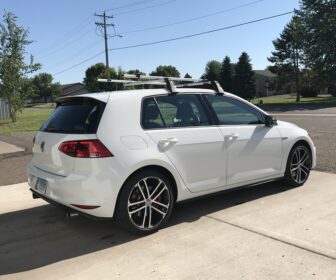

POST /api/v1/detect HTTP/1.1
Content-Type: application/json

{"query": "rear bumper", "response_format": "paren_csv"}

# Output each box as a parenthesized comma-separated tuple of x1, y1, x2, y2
(27, 162, 117, 218)
(30, 188, 109, 219)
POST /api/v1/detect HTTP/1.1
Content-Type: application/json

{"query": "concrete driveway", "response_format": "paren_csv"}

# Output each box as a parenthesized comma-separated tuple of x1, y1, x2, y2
(1, 171, 336, 279)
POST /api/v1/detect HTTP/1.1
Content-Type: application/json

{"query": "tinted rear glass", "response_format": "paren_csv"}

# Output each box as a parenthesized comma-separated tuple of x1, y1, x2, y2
(40, 98, 106, 134)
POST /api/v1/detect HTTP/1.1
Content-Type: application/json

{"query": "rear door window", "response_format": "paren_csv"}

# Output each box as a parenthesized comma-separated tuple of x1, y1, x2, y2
(40, 98, 106, 134)
(142, 94, 210, 129)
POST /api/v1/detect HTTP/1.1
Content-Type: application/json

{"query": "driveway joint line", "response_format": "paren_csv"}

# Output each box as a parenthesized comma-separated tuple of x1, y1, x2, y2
(205, 215, 336, 262)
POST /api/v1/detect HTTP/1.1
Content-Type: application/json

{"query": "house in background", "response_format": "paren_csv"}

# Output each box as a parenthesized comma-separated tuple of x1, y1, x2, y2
(254, 70, 278, 97)
(60, 83, 89, 97)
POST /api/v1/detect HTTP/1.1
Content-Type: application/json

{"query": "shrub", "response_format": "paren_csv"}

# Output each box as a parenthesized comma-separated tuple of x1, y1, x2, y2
(299, 87, 318, 98)
(328, 86, 336, 97)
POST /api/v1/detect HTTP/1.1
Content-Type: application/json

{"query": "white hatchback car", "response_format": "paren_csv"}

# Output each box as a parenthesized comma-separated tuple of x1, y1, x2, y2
(27, 80, 316, 234)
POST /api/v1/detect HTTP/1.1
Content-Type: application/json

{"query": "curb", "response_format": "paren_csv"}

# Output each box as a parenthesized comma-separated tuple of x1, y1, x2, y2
(0, 149, 32, 160)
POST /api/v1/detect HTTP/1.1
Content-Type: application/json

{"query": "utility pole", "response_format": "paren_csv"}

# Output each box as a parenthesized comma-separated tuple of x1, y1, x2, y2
(95, 12, 114, 69)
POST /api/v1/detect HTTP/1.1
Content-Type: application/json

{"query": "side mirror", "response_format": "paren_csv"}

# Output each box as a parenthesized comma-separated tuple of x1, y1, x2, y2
(264, 115, 277, 127)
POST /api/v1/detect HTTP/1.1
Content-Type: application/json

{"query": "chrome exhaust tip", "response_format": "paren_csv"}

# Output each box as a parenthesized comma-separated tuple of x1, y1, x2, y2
(66, 211, 79, 218)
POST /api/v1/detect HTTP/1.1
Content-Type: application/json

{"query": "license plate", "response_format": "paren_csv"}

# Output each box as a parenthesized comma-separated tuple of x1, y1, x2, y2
(35, 178, 48, 194)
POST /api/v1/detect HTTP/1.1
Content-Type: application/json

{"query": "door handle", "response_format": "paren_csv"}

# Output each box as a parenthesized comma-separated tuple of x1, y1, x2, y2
(158, 137, 178, 145)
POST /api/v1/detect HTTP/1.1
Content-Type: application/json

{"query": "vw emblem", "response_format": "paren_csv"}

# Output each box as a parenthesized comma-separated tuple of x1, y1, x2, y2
(40, 141, 45, 153)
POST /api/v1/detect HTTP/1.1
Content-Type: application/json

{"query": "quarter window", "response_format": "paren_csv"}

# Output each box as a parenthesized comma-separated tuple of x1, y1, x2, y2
(142, 95, 209, 129)
(205, 95, 264, 125)
(142, 98, 165, 129)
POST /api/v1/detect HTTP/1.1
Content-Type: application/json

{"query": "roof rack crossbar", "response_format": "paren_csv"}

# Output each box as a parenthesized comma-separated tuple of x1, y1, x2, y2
(97, 75, 225, 95)
(176, 81, 211, 88)
(123, 74, 204, 83)
(97, 78, 134, 84)
(123, 81, 166, 87)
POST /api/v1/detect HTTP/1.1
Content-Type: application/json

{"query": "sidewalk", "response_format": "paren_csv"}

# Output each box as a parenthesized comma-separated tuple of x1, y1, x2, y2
(0, 141, 24, 155)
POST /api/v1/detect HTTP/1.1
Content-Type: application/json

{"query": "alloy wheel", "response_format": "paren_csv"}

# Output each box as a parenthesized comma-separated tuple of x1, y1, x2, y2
(290, 146, 311, 184)
(127, 177, 171, 230)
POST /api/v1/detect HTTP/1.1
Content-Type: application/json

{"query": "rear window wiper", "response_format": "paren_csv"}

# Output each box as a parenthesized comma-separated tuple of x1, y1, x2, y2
(43, 127, 67, 133)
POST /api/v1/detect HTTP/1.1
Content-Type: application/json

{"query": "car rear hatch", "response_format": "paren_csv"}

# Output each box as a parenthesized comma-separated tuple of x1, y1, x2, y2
(32, 97, 107, 176)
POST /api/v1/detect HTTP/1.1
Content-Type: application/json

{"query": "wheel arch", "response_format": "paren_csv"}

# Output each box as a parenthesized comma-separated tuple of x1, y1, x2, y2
(117, 165, 179, 207)
(293, 139, 312, 154)
(282, 136, 315, 174)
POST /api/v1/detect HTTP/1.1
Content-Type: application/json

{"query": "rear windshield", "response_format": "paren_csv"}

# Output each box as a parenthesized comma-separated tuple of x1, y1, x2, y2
(40, 98, 106, 134)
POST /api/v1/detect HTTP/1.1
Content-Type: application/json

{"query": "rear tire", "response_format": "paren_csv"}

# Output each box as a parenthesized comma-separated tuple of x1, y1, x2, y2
(116, 169, 174, 235)
(284, 143, 312, 187)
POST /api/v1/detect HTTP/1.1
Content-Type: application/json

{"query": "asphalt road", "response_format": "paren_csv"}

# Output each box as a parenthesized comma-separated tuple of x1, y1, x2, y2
(1, 171, 336, 279)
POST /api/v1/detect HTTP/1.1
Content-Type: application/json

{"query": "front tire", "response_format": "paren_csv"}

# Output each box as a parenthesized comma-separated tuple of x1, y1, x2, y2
(284, 143, 312, 187)
(116, 169, 174, 235)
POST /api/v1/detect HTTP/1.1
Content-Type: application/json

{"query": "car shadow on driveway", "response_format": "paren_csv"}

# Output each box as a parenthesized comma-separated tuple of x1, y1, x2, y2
(0, 180, 293, 275)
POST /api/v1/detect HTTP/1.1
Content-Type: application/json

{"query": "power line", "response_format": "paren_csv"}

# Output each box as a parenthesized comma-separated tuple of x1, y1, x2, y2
(53, 51, 105, 76)
(37, 16, 93, 56)
(47, 40, 102, 70)
(102, 0, 157, 12)
(114, 0, 177, 16)
(42, 0, 264, 60)
(36, 1, 168, 58)
(37, 26, 95, 60)
(119, 0, 265, 35)
(110, 11, 294, 50)
(36, 1, 167, 57)
(53, 11, 294, 76)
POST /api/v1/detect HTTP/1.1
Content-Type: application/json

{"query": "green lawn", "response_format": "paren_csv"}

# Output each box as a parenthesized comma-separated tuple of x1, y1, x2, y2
(0, 109, 53, 134)
(251, 95, 336, 105)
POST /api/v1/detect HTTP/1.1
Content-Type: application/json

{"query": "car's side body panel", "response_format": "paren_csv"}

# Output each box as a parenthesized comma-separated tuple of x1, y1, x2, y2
(218, 124, 283, 185)
(146, 126, 227, 193)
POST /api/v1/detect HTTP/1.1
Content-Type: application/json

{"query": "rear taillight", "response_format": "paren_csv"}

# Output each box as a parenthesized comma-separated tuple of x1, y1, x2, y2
(59, 140, 113, 158)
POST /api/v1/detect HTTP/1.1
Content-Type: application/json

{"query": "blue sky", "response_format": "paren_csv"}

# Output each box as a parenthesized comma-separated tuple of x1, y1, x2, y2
(1, 0, 300, 84)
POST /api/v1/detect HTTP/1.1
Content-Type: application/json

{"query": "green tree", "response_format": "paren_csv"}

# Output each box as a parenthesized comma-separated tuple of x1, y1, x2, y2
(0, 11, 40, 121)
(150, 65, 180, 77)
(299, 0, 336, 94)
(184, 73, 192, 78)
(21, 78, 35, 100)
(233, 52, 256, 100)
(32, 73, 61, 102)
(83, 63, 118, 92)
(127, 69, 146, 76)
(268, 15, 305, 101)
(202, 60, 221, 81)
(220, 56, 233, 92)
